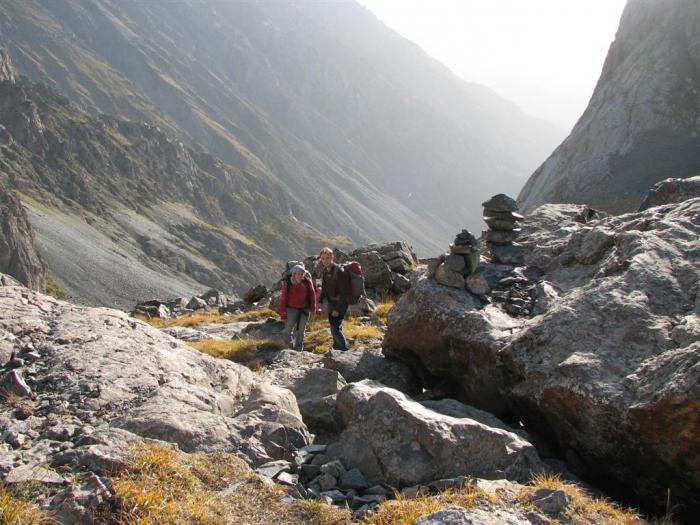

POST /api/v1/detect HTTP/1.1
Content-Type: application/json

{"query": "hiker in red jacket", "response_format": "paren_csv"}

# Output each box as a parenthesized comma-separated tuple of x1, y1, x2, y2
(279, 265, 316, 351)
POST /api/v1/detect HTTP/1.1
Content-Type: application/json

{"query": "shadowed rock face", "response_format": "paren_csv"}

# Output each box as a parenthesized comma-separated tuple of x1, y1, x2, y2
(519, 0, 700, 214)
(0, 181, 45, 290)
(384, 197, 700, 519)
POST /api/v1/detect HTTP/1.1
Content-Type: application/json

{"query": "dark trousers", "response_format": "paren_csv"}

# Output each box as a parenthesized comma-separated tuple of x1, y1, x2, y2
(328, 303, 348, 351)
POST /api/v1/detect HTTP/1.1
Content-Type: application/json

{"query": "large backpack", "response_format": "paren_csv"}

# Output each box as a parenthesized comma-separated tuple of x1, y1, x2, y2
(342, 261, 365, 305)
(281, 260, 303, 285)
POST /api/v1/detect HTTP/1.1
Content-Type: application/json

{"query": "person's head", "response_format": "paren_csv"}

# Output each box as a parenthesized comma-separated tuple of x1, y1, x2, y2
(319, 247, 334, 269)
(291, 265, 305, 284)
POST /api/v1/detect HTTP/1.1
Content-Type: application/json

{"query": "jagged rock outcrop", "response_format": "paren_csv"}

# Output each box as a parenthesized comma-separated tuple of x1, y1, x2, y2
(0, 181, 45, 290)
(384, 196, 700, 518)
(639, 174, 700, 211)
(0, 285, 310, 521)
(519, 0, 700, 214)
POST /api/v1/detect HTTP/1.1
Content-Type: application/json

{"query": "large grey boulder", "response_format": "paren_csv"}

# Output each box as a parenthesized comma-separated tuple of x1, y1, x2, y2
(262, 351, 345, 433)
(383, 276, 521, 415)
(352, 241, 417, 275)
(354, 251, 394, 292)
(384, 198, 700, 518)
(333, 383, 543, 487)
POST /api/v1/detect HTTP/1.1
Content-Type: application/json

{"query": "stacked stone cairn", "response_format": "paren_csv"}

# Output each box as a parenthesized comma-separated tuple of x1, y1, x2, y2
(430, 230, 490, 295)
(482, 194, 524, 265)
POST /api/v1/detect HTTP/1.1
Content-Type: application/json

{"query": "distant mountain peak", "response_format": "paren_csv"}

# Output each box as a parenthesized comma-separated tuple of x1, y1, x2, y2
(518, 0, 700, 214)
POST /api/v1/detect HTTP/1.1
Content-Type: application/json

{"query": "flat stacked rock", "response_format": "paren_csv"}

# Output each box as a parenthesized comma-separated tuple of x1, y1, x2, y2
(430, 230, 481, 291)
(482, 194, 524, 265)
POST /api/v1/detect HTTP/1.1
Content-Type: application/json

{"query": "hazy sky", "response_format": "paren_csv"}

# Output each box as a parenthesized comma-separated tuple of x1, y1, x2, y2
(357, 0, 627, 131)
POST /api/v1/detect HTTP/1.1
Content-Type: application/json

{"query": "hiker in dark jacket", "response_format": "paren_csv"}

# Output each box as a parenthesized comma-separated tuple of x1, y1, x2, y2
(279, 265, 316, 352)
(318, 247, 349, 351)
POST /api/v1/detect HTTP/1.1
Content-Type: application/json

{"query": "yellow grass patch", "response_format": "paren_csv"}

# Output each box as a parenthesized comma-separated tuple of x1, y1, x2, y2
(363, 481, 494, 525)
(373, 297, 395, 324)
(135, 308, 277, 329)
(187, 338, 283, 369)
(109, 444, 351, 525)
(0, 484, 48, 525)
(302, 316, 383, 353)
(523, 473, 645, 525)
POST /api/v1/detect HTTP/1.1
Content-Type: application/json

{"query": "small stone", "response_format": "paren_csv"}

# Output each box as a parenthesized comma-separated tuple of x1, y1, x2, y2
(485, 229, 521, 244)
(320, 460, 346, 478)
(363, 485, 393, 497)
(256, 460, 293, 479)
(482, 193, 518, 212)
(483, 210, 524, 221)
(317, 472, 338, 491)
(319, 489, 346, 503)
(466, 274, 490, 296)
(0, 370, 32, 397)
(275, 472, 299, 486)
(531, 488, 572, 517)
(339, 468, 369, 490)
(490, 243, 524, 265)
(434, 265, 466, 289)
(485, 217, 520, 231)
(301, 463, 321, 479)
(444, 255, 467, 273)
(6, 463, 64, 484)
(300, 444, 327, 454)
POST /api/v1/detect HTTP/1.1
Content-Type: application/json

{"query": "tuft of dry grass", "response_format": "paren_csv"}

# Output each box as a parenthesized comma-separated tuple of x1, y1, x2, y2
(187, 338, 283, 369)
(523, 473, 646, 525)
(372, 296, 396, 324)
(303, 316, 383, 353)
(135, 308, 278, 329)
(108, 443, 351, 525)
(0, 484, 49, 525)
(362, 481, 493, 525)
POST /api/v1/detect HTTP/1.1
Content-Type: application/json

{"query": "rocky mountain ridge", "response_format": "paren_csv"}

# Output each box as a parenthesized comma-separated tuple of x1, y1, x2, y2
(0, 49, 365, 307)
(0, 0, 562, 248)
(518, 0, 700, 214)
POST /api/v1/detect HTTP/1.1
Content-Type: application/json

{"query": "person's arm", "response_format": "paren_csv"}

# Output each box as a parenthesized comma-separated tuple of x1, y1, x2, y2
(279, 281, 288, 320)
(336, 266, 349, 309)
(308, 277, 317, 316)
(318, 273, 327, 303)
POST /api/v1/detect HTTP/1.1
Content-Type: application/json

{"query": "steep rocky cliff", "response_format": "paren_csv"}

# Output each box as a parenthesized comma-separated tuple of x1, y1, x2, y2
(0, 181, 46, 291)
(0, 0, 561, 244)
(519, 0, 700, 214)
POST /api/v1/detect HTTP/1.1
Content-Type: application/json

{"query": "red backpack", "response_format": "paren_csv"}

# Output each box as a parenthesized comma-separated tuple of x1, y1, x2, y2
(342, 261, 365, 304)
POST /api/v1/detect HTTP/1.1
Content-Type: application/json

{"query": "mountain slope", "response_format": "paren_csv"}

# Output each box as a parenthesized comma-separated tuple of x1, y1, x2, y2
(519, 0, 700, 214)
(0, 64, 347, 307)
(0, 0, 561, 244)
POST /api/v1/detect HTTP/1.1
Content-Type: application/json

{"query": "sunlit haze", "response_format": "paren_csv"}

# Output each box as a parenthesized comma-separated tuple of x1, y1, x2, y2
(358, 0, 627, 131)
